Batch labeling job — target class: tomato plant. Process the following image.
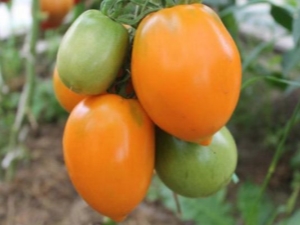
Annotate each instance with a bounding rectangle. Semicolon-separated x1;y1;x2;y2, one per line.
63;94;155;221
155;126;238;198
52;68;86;112
40;0;74;30
131;4;241;144
57;10;129;95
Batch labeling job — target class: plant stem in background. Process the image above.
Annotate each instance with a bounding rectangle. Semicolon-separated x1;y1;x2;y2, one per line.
173;192;182;217
6;0;39;180
246;96;300;225
260;99;300;197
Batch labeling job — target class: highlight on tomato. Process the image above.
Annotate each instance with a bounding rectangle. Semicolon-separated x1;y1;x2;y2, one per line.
63;94;155;221
52;68;86;112
155;126;238;198
131;3;242;145
57;10;129;95
40;0;74;30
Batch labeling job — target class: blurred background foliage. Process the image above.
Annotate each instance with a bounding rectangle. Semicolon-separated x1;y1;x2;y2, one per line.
0;0;300;224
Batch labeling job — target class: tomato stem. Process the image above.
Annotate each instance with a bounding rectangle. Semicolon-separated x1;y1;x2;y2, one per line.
172;192;182;217
247;98;300;222
6;0;40;180
232;173;239;184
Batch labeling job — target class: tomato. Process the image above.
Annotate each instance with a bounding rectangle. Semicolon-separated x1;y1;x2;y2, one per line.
155;127;237;198
40;0;74;30
131;4;241;144
52;68;86;112
63;94;155;221
0;0;9;3
74;0;81;4
57;10;129;95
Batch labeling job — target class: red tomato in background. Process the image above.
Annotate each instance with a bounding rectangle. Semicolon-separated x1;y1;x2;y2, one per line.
40;0;74;30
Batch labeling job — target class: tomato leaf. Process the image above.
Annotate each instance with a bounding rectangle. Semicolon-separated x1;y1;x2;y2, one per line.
221;12;239;41
148;176;235;225
270;4;294;31
242;41;274;72
282;45;300;75
290;149;300;169
292;9;300;45
276;210;300;225
237;182;275;225
179;190;234;225
265;72;289;90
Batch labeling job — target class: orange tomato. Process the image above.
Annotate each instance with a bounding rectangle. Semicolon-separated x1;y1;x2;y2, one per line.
131;4;241;145
53;68;86;112
63;94;155;221
40;0;73;30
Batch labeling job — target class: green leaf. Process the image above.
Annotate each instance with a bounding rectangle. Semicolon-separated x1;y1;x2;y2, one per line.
147;176;234;225
179;191;234;225
290;148;300;169
276;210;300;225
237;182;275;225
265;72;289;90
270;4;294;31
242;41;273;72
221;12;239;41
282;45;300;75
293;9;300;45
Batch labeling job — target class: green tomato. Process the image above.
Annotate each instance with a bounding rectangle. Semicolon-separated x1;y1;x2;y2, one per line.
57;10;129;95
155;127;237;198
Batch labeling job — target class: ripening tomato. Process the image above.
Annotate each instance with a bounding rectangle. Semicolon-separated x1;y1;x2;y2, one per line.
57;10;129;95
74;0;80;4
63;94;155;221
40;0;74;30
52;68;86;112
131;4;241;144
0;0;9;3
155;127;237;198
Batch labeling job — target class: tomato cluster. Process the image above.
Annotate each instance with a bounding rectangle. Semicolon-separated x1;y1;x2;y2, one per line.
54;3;241;222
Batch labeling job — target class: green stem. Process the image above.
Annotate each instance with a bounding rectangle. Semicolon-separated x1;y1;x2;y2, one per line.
177;0;201;4
173;192;182;217
242;76;300;90
7;0;39;179
265;172;300;225
247;98;300;225
286;171;300;215
102;217;118;225
259;99;300;197
0;44;6;100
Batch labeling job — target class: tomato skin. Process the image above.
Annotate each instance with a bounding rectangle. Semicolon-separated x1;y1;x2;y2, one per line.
131;4;241;144
40;0;73;30
155;127;237;198
57;10;129;95
53;68;86;112
63;94;155;221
